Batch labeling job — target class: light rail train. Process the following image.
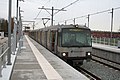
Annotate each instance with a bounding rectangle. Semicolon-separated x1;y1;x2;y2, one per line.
29;25;92;65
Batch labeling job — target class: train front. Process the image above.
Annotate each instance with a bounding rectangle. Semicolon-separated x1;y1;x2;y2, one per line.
57;25;92;65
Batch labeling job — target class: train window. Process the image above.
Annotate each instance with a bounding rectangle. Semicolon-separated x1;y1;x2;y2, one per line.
62;28;92;47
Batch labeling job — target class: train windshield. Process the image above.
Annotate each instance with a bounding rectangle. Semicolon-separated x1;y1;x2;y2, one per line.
62;28;92;47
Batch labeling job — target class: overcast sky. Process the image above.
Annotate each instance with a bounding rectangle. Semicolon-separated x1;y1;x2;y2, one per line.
0;0;120;31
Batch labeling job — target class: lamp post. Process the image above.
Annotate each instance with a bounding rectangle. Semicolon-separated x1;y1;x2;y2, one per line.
110;8;114;44
16;0;24;44
87;14;90;28
7;0;12;65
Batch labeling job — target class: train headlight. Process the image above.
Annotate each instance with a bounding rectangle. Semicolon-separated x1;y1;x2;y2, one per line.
86;52;92;62
86;52;91;56
62;52;68;57
63;53;66;56
87;52;91;56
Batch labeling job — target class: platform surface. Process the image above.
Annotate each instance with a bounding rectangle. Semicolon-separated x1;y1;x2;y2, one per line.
92;43;120;53
10;35;89;80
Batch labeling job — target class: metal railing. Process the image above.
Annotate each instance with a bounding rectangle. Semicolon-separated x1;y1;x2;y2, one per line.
0;41;8;77
0;35;18;77
0;12;24;77
92;37;120;46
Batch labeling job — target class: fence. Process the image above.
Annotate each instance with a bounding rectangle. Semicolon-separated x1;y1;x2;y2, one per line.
0;40;8;77
0;15;23;77
92;37;120;46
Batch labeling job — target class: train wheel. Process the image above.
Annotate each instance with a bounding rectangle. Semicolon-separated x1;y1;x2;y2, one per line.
67;60;73;66
73;60;83;66
78;61;83;66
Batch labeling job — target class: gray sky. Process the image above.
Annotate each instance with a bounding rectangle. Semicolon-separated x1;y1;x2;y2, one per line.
0;0;120;31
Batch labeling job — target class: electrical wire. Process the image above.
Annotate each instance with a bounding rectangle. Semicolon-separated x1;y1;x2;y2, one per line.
57;6;120;24
34;0;51;20
34;9;42;20
114;7;120;10
54;0;80;15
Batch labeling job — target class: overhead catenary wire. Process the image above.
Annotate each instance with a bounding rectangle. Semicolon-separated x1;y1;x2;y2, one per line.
34;0;80;26
33;0;51;28
34;0;52;20
114;6;120;10
54;0;80;15
34;9;42;20
57;6;120;24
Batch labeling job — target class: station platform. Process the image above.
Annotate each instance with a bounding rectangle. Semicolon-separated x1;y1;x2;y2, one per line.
10;35;89;80
92;43;120;53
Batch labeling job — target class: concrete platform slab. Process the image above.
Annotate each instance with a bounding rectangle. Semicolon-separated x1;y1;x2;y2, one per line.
10;35;89;80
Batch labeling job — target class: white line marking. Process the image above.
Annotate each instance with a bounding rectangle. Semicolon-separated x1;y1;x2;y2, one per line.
25;35;63;80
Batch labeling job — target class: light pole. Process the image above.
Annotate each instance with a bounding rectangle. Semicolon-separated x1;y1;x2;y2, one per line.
16;0;24;44
7;0;12;65
87;14;90;28
73;18;75;25
110;8;114;44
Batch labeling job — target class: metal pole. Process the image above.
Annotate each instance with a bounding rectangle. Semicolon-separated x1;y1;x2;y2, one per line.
88;14;90;28
16;0;18;44
73;18;75;25
65;21;67;25
7;0;12;65
51;7;54;26
16;0;18;20
33;22;35;30
18;7;21;40
13;18;17;55
110;8;114;43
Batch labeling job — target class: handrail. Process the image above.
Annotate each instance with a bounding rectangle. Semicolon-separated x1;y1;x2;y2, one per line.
0;47;9;58
0;16;23;78
0;40;8;77
92;37;120;46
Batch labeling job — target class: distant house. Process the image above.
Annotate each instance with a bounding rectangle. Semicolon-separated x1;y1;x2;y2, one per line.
0;18;4;32
0;18;14;37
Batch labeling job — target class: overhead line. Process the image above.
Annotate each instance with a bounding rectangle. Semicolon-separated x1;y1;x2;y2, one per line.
34;0;52;20
114;7;120;10
34;9;42;20
54;0;80;15
90;9;111;16
57;6;120;23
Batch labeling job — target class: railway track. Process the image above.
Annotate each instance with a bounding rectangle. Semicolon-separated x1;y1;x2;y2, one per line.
74;54;120;80
75;66;101;80
92;54;120;71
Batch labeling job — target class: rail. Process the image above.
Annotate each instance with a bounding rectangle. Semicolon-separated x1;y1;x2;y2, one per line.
76;66;101;80
0;41;8;77
92;56;120;71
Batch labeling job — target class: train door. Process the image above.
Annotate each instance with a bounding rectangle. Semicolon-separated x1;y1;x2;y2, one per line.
45;31;47;47
37;31;38;42
54;31;58;54
38;30;40;43
50;31;56;51
35;31;37;41
40;31;42;44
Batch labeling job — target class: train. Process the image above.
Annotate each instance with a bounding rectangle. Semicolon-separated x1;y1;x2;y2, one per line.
29;24;92;65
